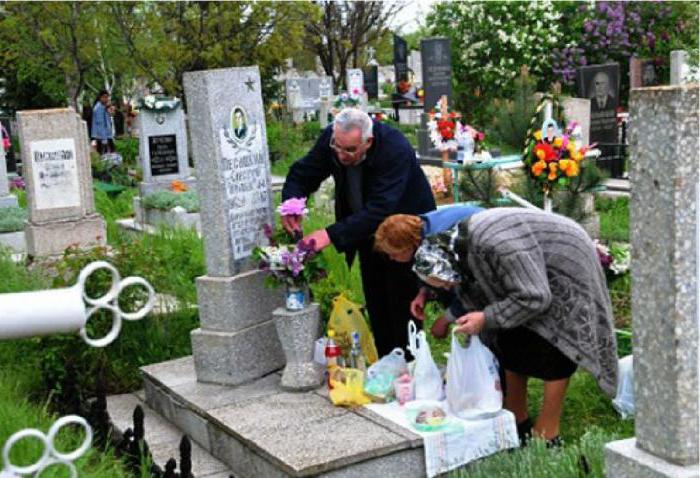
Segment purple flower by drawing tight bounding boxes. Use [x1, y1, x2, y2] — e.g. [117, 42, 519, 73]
[277, 197, 308, 217]
[9, 177, 25, 190]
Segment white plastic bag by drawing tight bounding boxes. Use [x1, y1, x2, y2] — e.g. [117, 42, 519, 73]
[366, 348, 407, 380]
[407, 321, 444, 400]
[612, 355, 634, 419]
[446, 332, 502, 418]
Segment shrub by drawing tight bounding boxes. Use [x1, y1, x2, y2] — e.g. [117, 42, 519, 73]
[141, 190, 200, 212]
[114, 137, 139, 166]
[0, 206, 26, 233]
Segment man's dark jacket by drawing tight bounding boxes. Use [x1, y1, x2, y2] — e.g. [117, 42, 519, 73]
[282, 122, 435, 259]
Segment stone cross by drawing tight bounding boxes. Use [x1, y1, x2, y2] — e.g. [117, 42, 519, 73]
[17, 108, 106, 256]
[183, 66, 284, 386]
[605, 84, 699, 477]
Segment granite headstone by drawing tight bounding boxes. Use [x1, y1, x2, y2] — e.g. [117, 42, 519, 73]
[364, 66, 379, 100]
[421, 37, 452, 112]
[138, 100, 193, 196]
[18, 108, 106, 256]
[183, 66, 284, 386]
[409, 50, 422, 85]
[605, 84, 699, 478]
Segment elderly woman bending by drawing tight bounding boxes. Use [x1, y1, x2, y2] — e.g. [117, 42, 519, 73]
[374, 207, 618, 446]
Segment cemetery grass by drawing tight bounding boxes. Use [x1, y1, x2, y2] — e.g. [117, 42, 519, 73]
[597, 196, 630, 243]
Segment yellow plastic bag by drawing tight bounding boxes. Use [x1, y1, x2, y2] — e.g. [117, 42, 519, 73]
[328, 294, 379, 365]
[329, 368, 370, 407]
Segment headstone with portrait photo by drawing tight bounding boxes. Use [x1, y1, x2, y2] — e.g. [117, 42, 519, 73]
[183, 66, 284, 386]
[17, 108, 106, 256]
[577, 63, 623, 177]
[421, 37, 452, 112]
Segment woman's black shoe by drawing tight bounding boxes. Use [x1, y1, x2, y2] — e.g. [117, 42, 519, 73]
[516, 417, 532, 446]
[546, 435, 563, 448]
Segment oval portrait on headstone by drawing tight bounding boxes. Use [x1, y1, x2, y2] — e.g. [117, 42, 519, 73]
[230, 106, 248, 142]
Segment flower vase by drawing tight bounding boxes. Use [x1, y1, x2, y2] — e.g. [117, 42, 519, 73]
[285, 286, 308, 311]
[274, 303, 324, 391]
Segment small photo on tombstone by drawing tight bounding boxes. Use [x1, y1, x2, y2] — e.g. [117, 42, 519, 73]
[641, 60, 659, 87]
[230, 107, 248, 141]
[577, 63, 620, 113]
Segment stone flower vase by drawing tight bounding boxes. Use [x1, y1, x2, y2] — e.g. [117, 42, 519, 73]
[273, 302, 324, 391]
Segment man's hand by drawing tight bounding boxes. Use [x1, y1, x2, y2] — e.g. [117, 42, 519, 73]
[281, 214, 303, 235]
[430, 315, 451, 339]
[410, 287, 429, 320]
[303, 229, 331, 252]
[454, 311, 486, 335]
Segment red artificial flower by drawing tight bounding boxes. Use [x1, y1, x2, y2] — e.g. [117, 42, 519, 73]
[475, 131, 485, 142]
[533, 143, 557, 162]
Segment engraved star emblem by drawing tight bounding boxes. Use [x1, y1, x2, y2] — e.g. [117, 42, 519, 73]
[244, 77, 255, 91]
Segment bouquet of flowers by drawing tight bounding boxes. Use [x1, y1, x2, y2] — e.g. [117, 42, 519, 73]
[595, 241, 631, 277]
[427, 101, 463, 152]
[525, 120, 590, 190]
[253, 198, 326, 288]
[333, 92, 360, 110]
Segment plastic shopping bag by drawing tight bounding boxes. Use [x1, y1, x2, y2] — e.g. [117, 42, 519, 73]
[327, 294, 379, 365]
[612, 355, 634, 419]
[366, 348, 408, 380]
[446, 332, 502, 418]
[329, 368, 370, 407]
[407, 321, 444, 400]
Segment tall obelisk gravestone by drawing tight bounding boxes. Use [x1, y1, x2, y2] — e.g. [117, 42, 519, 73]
[18, 108, 106, 256]
[184, 67, 284, 385]
[605, 84, 699, 477]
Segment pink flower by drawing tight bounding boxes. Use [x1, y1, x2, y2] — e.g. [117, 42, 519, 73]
[277, 197, 308, 217]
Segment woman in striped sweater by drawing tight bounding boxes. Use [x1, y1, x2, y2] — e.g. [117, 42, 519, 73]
[374, 207, 618, 446]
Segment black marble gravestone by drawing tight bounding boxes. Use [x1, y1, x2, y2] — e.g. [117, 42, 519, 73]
[148, 134, 179, 176]
[577, 63, 622, 177]
[364, 66, 379, 100]
[393, 35, 408, 84]
[421, 38, 452, 112]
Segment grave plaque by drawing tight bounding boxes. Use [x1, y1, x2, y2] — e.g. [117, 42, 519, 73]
[393, 34, 408, 83]
[364, 66, 379, 100]
[29, 138, 80, 210]
[421, 37, 452, 112]
[148, 134, 179, 176]
[346, 69, 364, 96]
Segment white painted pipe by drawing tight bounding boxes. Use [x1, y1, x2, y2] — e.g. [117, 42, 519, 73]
[498, 187, 542, 211]
[0, 261, 155, 347]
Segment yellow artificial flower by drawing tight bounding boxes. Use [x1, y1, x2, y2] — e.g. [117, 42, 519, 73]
[559, 159, 571, 171]
[567, 142, 576, 153]
[534, 130, 542, 141]
[554, 137, 563, 148]
[548, 162, 558, 181]
[536, 149, 546, 161]
[566, 161, 580, 177]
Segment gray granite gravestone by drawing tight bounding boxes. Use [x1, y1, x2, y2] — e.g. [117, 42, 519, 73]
[18, 108, 106, 256]
[421, 37, 452, 112]
[605, 84, 699, 478]
[409, 50, 422, 85]
[184, 66, 284, 385]
[670, 50, 690, 85]
[0, 144, 18, 208]
[285, 77, 334, 123]
[137, 100, 194, 196]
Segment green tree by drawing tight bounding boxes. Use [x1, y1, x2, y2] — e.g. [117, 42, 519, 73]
[110, 2, 311, 102]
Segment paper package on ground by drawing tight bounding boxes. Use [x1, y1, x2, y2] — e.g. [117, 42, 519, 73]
[327, 294, 379, 365]
[408, 321, 444, 401]
[446, 333, 502, 418]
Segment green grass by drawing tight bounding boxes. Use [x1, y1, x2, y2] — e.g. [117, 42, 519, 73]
[0, 370, 131, 477]
[0, 206, 27, 233]
[597, 197, 629, 242]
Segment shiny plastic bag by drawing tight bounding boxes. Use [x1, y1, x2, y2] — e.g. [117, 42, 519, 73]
[408, 321, 444, 401]
[328, 294, 379, 365]
[446, 332, 502, 418]
[612, 355, 634, 419]
[366, 348, 408, 380]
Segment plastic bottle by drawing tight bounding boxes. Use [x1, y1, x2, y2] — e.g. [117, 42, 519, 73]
[325, 329, 342, 389]
[349, 331, 366, 372]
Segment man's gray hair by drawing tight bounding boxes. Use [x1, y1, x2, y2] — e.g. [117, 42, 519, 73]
[333, 108, 374, 141]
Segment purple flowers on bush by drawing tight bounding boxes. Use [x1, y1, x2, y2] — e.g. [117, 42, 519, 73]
[9, 176, 25, 190]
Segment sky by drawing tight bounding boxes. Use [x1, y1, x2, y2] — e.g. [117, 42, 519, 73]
[390, 0, 436, 34]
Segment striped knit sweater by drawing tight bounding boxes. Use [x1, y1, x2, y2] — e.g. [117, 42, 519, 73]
[453, 208, 618, 397]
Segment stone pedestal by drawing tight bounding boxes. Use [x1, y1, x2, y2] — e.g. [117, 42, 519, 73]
[25, 214, 106, 256]
[605, 85, 699, 477]
[273, 304, 324, 391]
